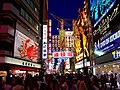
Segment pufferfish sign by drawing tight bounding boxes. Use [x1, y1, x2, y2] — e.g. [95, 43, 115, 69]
[14, 30, 38, 62]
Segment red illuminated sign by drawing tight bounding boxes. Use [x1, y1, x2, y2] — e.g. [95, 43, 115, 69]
[53, 51, 73, 58]
[14, 30, 38, 62]
[18, 39, 38, 60]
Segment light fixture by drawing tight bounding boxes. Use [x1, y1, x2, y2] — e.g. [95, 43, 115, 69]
[94, 50, 104, 56]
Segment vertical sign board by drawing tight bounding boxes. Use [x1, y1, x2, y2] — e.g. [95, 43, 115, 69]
[42, 25, 48, 59]
[48, 26, 52, 54]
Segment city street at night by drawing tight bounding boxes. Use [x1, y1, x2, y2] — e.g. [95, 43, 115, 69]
[0, 0, 120, 90]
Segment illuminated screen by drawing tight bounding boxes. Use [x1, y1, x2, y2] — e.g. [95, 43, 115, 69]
[94, 27, 120, 58]
[90, 0, 117, 27]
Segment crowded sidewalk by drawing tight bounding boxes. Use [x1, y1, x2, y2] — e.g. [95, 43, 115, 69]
[0, 72, 120, 90]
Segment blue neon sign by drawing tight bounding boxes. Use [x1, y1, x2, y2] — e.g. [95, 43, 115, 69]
[90, 0, 117, 27]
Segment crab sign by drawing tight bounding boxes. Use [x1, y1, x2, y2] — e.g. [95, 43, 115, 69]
[18, 39, 38, 60]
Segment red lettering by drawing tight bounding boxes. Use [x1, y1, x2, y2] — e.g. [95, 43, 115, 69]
[60, 52, 65, 57]
[54, 52, 59, 57]
[66, 52, 72, 57]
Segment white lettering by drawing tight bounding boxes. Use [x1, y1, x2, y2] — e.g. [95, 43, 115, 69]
[95, 30, 120, 50]
[93, 4, 119, 36]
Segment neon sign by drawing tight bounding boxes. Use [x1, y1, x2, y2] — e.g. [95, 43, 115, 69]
[52, 51, 73, 58]
[95, 30, 120, 50]
[42, 25, 48, 59]
[90, 0, 116, 27]
[112, 50, 120, 59]
[93, 3, 119, 36]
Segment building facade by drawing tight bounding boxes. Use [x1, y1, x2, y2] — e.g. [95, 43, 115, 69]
[0, 0, 47, 79]
[90, 0, 120, 75]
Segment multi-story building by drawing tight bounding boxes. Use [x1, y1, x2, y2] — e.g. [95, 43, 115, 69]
[0, 0, 47, 79]
[73, 0, 91, 74]
[90, 0, 120, 75]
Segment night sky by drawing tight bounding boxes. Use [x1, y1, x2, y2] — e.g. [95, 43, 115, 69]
[48, 0, 84, 35]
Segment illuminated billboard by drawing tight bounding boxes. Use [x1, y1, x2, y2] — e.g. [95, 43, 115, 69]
[96, 48, 120, 64]
[48, 20, 52, 54]
[52, 51, 73, 58]
[14, 30, 38, 62]
[42, 25, 48, 59]
[112, 49, 120, 59]
[93, 2, 120, 57]
[90, 0, 117, 27]
[73, 20, 89, 62]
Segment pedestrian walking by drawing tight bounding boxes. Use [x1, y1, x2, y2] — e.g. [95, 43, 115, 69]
[77, 74, 88, 90]
[12, 77, 24, 90]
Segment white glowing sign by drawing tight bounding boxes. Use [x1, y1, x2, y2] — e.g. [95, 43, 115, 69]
[42, 25, 48, 59]
[95, 30, 120, 50]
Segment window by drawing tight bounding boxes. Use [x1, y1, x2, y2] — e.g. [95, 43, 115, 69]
[20, 8, 37, 30]
[31, 19, 34, 26]
[20, 8, 25, 17]
[34, 22, 38, 30]
[30, 1, 34, 9]
[29, 17, 32, 24]
[36, 23, 39, 30]
[0, 18, 15, 28]
[25, 13, 29, 21]
[26, 0, 30, 4]
[26, 0, 39, 16]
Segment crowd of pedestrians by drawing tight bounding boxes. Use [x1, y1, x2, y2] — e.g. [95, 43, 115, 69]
[0, 72, 120, 90]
